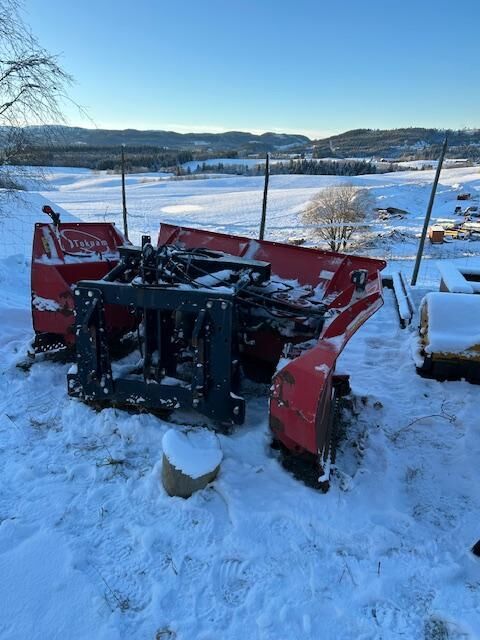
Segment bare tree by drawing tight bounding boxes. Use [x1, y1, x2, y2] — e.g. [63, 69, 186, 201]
[0, 0, 73, 190]
[302, 184, 372, 252]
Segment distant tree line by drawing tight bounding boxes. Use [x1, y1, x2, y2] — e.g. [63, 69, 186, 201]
[269, 159, 378, 175]
[12, 145, 381, 176]
[415, 144, 479, 161]
[13, 145, 195, 171]
[11, 145, 241, 172]
[187, 159, 380, 177]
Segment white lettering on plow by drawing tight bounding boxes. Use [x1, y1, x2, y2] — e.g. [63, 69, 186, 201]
[59, 229, 110, 253]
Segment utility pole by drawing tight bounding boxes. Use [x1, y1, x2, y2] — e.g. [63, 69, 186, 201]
[411, 136, 448, 286]
[121, 144, 129, 240]
[259, 152, 270, 240]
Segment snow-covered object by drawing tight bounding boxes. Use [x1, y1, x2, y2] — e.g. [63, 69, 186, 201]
[437, 261, 480, 294]
[392, 271, 414, 323]
[162, 429, 222, 480]
[31, 295, 60, 312]
[421, 292, 480, 356]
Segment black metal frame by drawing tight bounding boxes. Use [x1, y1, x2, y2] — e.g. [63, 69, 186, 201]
[417, 355, 480, 384]
[67, 278, 245, 424]
[67, 240, 329, 426]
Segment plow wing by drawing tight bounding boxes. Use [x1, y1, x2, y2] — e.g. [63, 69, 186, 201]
[159, 223, 385, 468]
[31, 221, 133, 351]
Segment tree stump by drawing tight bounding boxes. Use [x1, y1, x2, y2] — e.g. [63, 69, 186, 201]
[161, 429, 222, 499]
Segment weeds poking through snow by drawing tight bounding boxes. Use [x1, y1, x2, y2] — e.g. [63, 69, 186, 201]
[424, 616, 450, 640]
[96, 457, 126, 468]
[164, 553, 178, 576]
[70, 435, 129, 477]
[391, 400, 457, 443]
[92, 566, 130, 613]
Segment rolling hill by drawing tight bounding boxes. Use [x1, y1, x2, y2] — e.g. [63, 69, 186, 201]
[311, 127, 480, 159]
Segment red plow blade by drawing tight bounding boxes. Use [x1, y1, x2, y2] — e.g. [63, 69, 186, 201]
[159, 223, 386, 476]
[31, 214, 385, 487]
[31, 221, 133, 351]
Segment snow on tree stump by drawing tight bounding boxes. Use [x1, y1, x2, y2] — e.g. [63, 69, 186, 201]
[161, 429, 223, 499]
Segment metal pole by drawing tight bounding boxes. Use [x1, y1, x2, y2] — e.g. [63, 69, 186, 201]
[411, 136, 448, 286]
[121, 144, 129, 240]
[259, 152, 270, 240]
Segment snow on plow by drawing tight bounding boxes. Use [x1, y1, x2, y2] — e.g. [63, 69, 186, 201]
[31, 213, 385, 488]
[31, 212, 134, 352]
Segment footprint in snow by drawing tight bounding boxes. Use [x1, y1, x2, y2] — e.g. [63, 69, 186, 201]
[267, 515, 308, 551]
[167, 507, 215, 543]
[80, 535, 152, 612]
[180, 554, 208, 580]
[194, 586, 220, 623]
[215, 558, 252, 608]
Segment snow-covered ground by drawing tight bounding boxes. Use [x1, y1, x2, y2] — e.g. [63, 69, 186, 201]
[0, 167, 479, 639]
[29, 164, 480, 286]
[396, 159, 470, 170]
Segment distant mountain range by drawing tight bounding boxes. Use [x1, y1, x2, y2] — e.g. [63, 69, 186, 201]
[20, 125, 310, 152]
[8, 125, 480, 160]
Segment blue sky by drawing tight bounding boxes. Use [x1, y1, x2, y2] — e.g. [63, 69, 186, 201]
[24, 0, 478, 138]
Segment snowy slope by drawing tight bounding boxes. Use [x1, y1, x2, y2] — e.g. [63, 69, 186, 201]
[35, 166, 480, 286]
[0, 190, 77, 258]
[0, 173, 479, 638]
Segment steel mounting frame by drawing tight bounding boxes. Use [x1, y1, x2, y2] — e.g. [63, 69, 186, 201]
[67, 278, 245, 424]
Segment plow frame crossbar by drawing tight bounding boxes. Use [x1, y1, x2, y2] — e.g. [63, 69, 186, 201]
[67, 279, 245, 424]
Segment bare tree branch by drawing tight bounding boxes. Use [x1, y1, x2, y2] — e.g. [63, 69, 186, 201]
[0, 0, 75, 196]
[302, 185, 372, 252]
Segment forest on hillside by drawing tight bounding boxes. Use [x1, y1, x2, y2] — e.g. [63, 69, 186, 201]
[312, 127, 480, 159]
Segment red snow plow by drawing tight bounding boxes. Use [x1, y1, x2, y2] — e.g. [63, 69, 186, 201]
[31, 211, 385, 488]
[31, 211, 134, 352]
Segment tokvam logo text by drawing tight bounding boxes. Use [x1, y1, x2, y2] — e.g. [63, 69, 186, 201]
[60, 229, 109, 253]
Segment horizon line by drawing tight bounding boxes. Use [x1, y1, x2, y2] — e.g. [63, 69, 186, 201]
[22, 122, 480, 142]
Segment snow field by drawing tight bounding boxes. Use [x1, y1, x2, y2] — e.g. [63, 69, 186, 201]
[0, 166, 479, 638]
[32, 165, 480, 288]
[0, 279, 478, 638]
